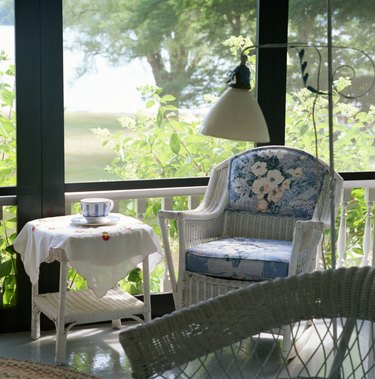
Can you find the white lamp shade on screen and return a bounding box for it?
[200,87,270,142]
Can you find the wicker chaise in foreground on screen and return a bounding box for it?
[121,266,375,378]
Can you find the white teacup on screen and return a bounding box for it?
[80,198,114,220]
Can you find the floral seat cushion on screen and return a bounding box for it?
[228,147,328,219]
[186,237,292,281]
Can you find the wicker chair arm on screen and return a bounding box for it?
[158,209,225,245]
[157,209,225,305]
[158,207,223,221]
[289,220,324,276]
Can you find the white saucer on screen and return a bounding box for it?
[71,214,120,226]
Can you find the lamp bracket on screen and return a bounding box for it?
[235,43,375,100]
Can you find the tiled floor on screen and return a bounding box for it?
[0,321,139,378]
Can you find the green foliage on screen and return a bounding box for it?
[0,51,16,186]
[67,268,87,291]
[119,267,143,295]
[319,188,367,269]
[285,77,375,172]
[285,78,374,266]
[344,188,368,266]
[92,85,250,181]
[0,207,17,307]
[0,51,16,307]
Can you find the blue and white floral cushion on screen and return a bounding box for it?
[228,147,328,219]
[186,237,292,281]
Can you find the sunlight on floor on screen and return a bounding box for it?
[0,321,139,378]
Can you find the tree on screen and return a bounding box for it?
[288,0,375,109]
[64,1,375,107]
[289,0,375,47]
[63,0,257,107]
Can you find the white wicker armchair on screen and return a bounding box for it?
[121,266,375,379]
[158,146,343,308]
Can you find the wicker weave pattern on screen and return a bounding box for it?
[0,357,96,378]
[34,287,144,324]
[223,212,297,240]
[121,266,375,378]
[181,271,252,307]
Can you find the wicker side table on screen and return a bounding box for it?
[14,214,162,364]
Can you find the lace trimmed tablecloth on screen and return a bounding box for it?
[13,214,162,297]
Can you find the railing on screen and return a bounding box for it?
[64,180,375,287]
[0,180,374,292]
[65,186,206,219]
[337,181,375,268]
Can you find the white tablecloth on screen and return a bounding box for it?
[13,214,163,297]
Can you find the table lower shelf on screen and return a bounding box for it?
[33,287,146,325]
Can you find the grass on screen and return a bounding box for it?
[64,111,125,182]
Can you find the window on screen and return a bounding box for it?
[0,0,16,308]
[286,0,375,172]
[63,0,258,183]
